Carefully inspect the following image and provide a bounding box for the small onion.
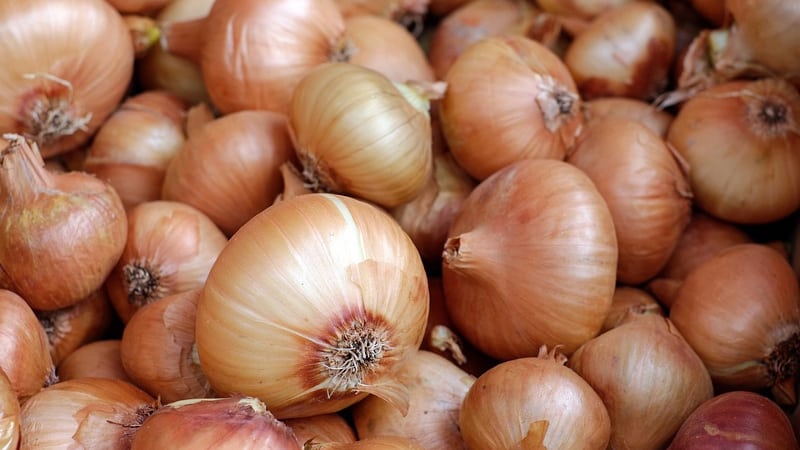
[288,62,433,208]
[131,397,301,450]
[284,414,357,446]
[460,346,611,449]
[666,78,800,224]
[670,244,800,404]
[352,351,474,449]
[442,159,617,359]
[567,119,692,284]
[57,340,131,383]
[602,286,663,332]
[564,1,676,101]
[440,35,583,181]
[582,96,674,137]
[668,391,799,449]
[569,314,714,450]
[196,193,429,419]
[0,368,20,450]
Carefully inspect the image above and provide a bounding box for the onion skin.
[131,397,301,450]
[602,286,663,332]
[668,391,799,449]
[569,314,714,450]
[284,414,356,446]
[0,0,134,158]
[0,368,19,450]
[307,436,426,449]
[443,159,617,359]
[460,348,611,449]
[564,1,676,101]
[537,0,652,20]
[440,35,583,181]
[567,119,692,284]
[669,244,800,399]
[582,96,673,138]
[57,340,131,383]
[666,78,800,224]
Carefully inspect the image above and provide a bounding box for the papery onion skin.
[19,378,156,450]
[668,391,799,449]
[602,286,663,332]
[0,0,134,158]
[162,109,294,237]
[670,244,800,396]
[306,436,426,449]
[537,0,652,20]
[567,119,692,284]
[352,350,474,449]
[0,368,19,450]
[460,348,611,449]
[582,96,673,137]
[440,35,583,181]
[131,397,301,450]
[284,414,357,446]
[197,193,429,419]
[57,340,131,383]
[443,159,618,359]
[666,78,800,224]
[564,1,676,101]
[289,63,433,209]
[569,314,714,450]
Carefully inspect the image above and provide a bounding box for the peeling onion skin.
[668,391,799,450]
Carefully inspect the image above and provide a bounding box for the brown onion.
[460,346,611,449]
[0,134,127,311]
[83,90,188,210]
[105,200,228,323]
[0,290,55,402]
[197,194,429,419]
[537,0,652,20]
[334,0,430,29]
[131,397,301,450]
[440,35,583,180]
[106,0,169,14]
[0,0,134,158]
[646,211,752,308]
[162,106,294,236]
[667,78,800,224]
[37,288,114,366]
[284,414,357,446]
[668,391,799,449]
[162,0,349,115]
[352,351,474,449]
[57,340,131,383]
[602,286,664,332]
[582,96,674,137]
[443,159,617,359]
[564,1,676,101]
[307,436,425,449]
[670,244,800,404]
[569,314,714,450]
[120,289,212,403]
[19,378,156,450]
[0,368,19,450]
[567,119,692,284]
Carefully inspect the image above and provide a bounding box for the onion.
[106,0,170,14]
[602,286,663,332]
[284,414,357,446]
[196,193,429,419]
[569,314,714,449]
[136,0,215,104]
[646,211,752,308]
[288,62,434,209]
[582,96,673,137]
[442,159,618,359]
[333,0,430,29]
[307,436,426,449]
[440,35,583,181]
[0,134,127,311]
[0,290,55,402]
[83,90,188,210]
[131,397,301,450]
[162,105,295,236]
[352,351,474,449]
[0,0,134,158]
[19,378,157,450]
[57,340,131,383]
[690,0,726,26]
[120,289,213,403]
[460,346,611,449]
[161,0,349,115]
[668,391,799,449]
[567,119,692,284]
[537,0,652,20]
[666,78,800,224]
[0,368,19,450]
[428,0,472,17]
[105,200,228,323]
[564,1,676,101]
[670,244,800,405]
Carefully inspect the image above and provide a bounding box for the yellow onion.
[284,414,356,446]
[196,193,429,419]
[443,159,617,359]
[306,436,425,449]
[602,286,663,332]
[537,0,653,20]
[0,0,134,158]
[288,62,433,208]
[0,368,19,450]
[569,314,714,450]
[460,346,611,449]
[131,397,301,450]
[582,96,673,137]
[352,350,473,449]
[57,340,131,383]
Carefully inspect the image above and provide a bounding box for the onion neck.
[741,79,800,140]
[767,331,800,405]
[0,134,55,205]
[123,261,165,307]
